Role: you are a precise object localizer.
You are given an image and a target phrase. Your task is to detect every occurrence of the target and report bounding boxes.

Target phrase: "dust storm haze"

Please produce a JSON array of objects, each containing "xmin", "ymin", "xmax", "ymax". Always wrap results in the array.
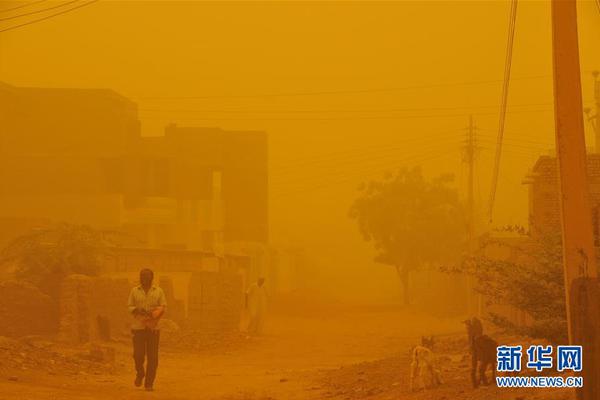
[{"xmin": 0, "ymin": 1, "xmax": 598, "ymax": 399}]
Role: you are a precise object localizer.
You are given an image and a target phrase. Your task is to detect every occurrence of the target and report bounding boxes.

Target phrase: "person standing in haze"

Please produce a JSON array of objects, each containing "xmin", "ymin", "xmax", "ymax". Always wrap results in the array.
[
  {"xmin": 245, "ymin": 277, "xmax": 268, "ymax": 335},
  {"xmin": 127, "ymin": 268, "xmax": 166, "ymax": 391}
]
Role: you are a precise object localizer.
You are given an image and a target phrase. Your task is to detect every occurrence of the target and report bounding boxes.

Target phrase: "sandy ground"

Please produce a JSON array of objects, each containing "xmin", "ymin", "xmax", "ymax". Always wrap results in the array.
[{"xmin": 0, "ymin": 303, "xmax": 575, "ymax": 400}]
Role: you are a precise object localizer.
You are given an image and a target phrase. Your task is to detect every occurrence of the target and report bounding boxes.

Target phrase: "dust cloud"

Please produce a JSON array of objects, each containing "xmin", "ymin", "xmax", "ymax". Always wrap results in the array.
[{"xmin": 0, "ymin": 1, "xmax": 597, "ymax": 399}]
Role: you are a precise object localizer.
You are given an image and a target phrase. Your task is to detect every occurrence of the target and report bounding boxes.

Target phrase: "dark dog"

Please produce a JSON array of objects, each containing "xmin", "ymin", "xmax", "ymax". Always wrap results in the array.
[{"xmin": 464, "ymin": 317, "xmax": 497, "ymax": 388}]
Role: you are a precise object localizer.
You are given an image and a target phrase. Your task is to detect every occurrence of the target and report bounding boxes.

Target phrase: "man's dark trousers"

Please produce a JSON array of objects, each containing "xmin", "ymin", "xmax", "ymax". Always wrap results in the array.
[{"xmin": 132, "ymin": 329, "xmax": 160, "ymax": 388}]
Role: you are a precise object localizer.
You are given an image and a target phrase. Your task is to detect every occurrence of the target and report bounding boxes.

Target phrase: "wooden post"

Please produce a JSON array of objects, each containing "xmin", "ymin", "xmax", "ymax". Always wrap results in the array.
[{"xmin": 551, "ymin": 0, "xmax": 600, "ymax": 398}]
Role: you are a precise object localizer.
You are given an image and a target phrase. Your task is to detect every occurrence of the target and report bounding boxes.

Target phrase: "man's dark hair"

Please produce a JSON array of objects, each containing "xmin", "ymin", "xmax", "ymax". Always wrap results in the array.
[{"xmin": 140, "ymin": 268, "xmax": 154, "ymax": 279}]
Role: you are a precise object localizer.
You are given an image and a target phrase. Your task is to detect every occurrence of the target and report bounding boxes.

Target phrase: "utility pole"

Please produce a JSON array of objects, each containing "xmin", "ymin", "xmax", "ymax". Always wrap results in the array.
[
  {"xmin": 463, "ymin": 115, "xmax": 480, "ymax": 315},
  {"xmin": 465, "ymin": 115, "xmax": 476, "ymax": 250},
  {"xmin": 586, "ymin": 71, "xmax": 600, "ymax": 152},
  {"xmin": 551, "ymin": 1, "xmax": 600, "ymax": 398},
  {"xmin": 594, "ymin": 71, "xmax": 600, "ymax": 153}
]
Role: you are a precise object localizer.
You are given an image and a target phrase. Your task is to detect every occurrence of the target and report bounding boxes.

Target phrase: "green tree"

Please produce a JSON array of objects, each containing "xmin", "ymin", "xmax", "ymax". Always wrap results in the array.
[
  {"xmin": 466, "ymin": 231, "xmax": 567, "ymax": 344},
  {"xmin": 349, "ymin": 167, "xmax": 466, "ymax": 305},
  {"xmin": 0, "ymin": 223, "xmax": 118, "ymax": 300}
]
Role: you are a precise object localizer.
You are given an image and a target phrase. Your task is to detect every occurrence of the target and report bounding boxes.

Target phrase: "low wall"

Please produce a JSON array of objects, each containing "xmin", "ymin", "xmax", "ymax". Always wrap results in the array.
[
  {"xmin": 58, "ymin": 270, "xmax": 243, "ymax": 344},
  {"xmin": 186, "ymin": 270, "xmax": 243, "ymax": 335},
  {"xmin": 58, "ymin": 274, "xmax": 130, "ymax": 343},
  {"xmin": 159, "ymin": 275, "xmax": 186, "ymax": 326},
  {"xmin": 0, "ymin": 280, "xmax": 56, "ymax": 337}
]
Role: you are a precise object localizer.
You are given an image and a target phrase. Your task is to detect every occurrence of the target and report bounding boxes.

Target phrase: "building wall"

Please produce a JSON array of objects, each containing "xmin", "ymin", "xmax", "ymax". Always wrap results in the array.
[
  {"xmin": 107, "ymin": 247, "xmax": 213, "ymax": 273},
  {"xmin": 163, "ymin": 125, "xmax": 268, "ymax": 244},
  {"xmin": 0, "ymin": 83, "xmax": 140, "ymax": 246},
  {"xmin": 527, "ymin": 154, "xmax": 600, "ymax": 237},
  {"xmin": 56, "ymin": 270, "xmax": 243, "ymax": 343},
  {"xmin": 527, "ymin": 156, "xmax": 561, "ymax": 234},
  {"xmin": 0, "ymin": 280, "xmax": 56, "ymax": 337},
  {"xmin": 0, "ymin": 84, "xmax": 261, "ymax": 341},
  {"xmin": 221, "ymin": 130, "xmax": 268, "ymax": 243},
  {"xmin": 0, "ymin": 85, "xmax": 269, "ymax": 251},
  {"xmin": 186, "ymin": 270, "xmax": 244, "ymax": 335},
  {"xmin": 104, "ymin": 247, "xmax": 248, "ymax": 336},
  {"xmin": 0, "ymin": 82, "xmax": 139, "ymax": 157},
  {"xmin": 58, "ymin": 275, "xmax": 131, "ymax": 343},
  {"xmin": 0, "ymin": 84, "xmax": 236, "ymax": 251}
]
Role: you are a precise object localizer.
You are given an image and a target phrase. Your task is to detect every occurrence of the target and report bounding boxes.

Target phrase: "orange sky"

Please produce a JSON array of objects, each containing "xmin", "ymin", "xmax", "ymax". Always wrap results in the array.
[{"xmin": 1, "ymin": 0, "xmax": 599, "ymax": 300}]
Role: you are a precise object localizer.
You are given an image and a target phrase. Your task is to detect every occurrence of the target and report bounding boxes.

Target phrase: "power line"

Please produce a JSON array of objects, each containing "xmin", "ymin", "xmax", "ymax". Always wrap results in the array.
[
  {"xmin": 475, "ymin": 137, "xmax": 550, "ymax": 151},
  {"xmin": 139, "ymin": 107, "xmax": 551, "ymax": 123},
  {"xmin": 271, "ymin": 151, "xmax": 459, "ymax": 199},
  {"xmin": 476, "ymin": 128, "xmax": 556, "ymax": 145},
  {"xmin": 0, "ymin": 0, "xmax": 47, "ymax": 13},
  {"xmin": 137, "ymin": 75, "xmax": 551, "ymax": 100},
  {"xmin": 477, "ymin": 126, "xmax": 551, "ymax": 137},
  {"xmin": 0, "ymin": 0, "xmax": 98, "ymax": 34},
  {"xmin": 272, "ymin": 139, "xmax": 464, "ymax": 177},
  {"xmin": 271, "ymin": 131, "xmax": 464, "ymax": 169},
  {"xmin": 476, "ymin": 127, "xmax": 558, "ymax": 145},
  {"xmin": 271, "ymin": 143, "xmax": 541, "ymax": 199},
  {"xmin": 478, "ymin": 145, "xmax": 545, "ymax": 158},
  {"xmin": 271, "ymin": 140, "xmax": 464, "ymax": 182},
  {"xmin": 138, "ymin": 102, "xmax": 552, "ymax": 115},
  {"xmin": 488, "ymin": 0, "xmax": 518, "ymax": 222},
  {"xmin": 0, "ymin": 0, "xmax": 79, "ymax": 22},
  {"xmin": 270, "ymin": 150, "xmax": 454, "ymax": 197},
  {"xmin": 271, "ymin": 133, "xmax": 551, "ymax": 174},
  {"xmin": 270, "ymin": 133, "xmax": 543, "ymax": 200}
]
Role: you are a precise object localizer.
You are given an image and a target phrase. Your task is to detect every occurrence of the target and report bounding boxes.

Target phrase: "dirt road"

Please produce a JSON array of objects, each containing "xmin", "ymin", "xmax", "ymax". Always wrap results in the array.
[{"xmin": 0, "ymin": 304, "xmax": 462, "ymax": 400}]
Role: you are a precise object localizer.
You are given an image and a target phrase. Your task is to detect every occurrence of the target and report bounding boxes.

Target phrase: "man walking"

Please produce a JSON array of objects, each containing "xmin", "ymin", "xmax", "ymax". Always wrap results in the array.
[
  {"xmin": 245, "ymin": 277, "xmax": 268, "ymax": 335},
  {"xmin": 127, "ymin": 268, "xmax": 166, "ymax": 391}
]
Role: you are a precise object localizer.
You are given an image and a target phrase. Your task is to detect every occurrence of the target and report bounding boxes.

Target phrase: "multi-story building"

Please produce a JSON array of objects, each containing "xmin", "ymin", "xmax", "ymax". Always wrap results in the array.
[
  {"xmin": 0, "ymin": 82, "xmax": 270, "ymax": 340},
  {"xmin": 0, "ymin": 82, "xmax": 268, "ymax": 251},
  {"xmin": 160, "ymin": 124, "xmax": 268, "ymax": 246},
  {"xmin": 0, "ymin": 82, "xmax": 139, "ymax": 245}
]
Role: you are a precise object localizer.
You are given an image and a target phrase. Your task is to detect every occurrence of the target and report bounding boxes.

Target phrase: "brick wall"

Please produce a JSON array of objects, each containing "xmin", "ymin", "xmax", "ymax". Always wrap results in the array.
[
  {"xmin": 106, "ymin": 247, "xmax": 208, "ymax": 274},
  {"xmin": 57, "ymin": 270, "xmax": 243, "ymax": 344},
  {"xmin": 528, "ymin": 154, "xmax": 600, "ymax": 236},
  {"xmin": 159, "ymin": 275, "xmax": 185, "ymax": 326},
  {"xmin": 104, "ymin": 247, "xmax": 246, "ymax": 337},
  {"xmin": 58, "ymin": 274, "xmax": 130, "ymax": 343},
  {"xmin": 186, "ymin": 270, "xmax": 243, "ymax": 336},
  {"xmin": 0, "ymin": 280, "xmax": 56, "ymax": 337},
  {"xmin": 90, "ymin": 277, "xmax": 131, "ymax": 339},
  {"xmin": 58, "ymin": 274, "xmax": 93, "ymax": 343}
]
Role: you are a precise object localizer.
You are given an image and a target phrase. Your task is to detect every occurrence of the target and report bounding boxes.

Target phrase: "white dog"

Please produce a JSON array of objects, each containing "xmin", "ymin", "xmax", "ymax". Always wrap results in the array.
[{"xmin": 409, "ymin": 338, "xmax": 443, "ymax": 391}]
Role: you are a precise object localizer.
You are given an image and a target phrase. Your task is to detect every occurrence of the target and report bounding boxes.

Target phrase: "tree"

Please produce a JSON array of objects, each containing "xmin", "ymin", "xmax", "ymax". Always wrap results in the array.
[
  {"xmin": 0, "ymin": 223, "xmax": 118, "ymax": 300},
  {"xmin": 461, "ymin": 231, "xmax": 568, "ymax": 344},
  {"xmin": 349, "ymin": 167, "xmax": 466, "ymax": 305}
]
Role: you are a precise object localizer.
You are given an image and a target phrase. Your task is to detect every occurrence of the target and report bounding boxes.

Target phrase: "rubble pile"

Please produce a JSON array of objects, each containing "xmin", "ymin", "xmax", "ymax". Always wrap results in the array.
[
  {"xmin": 0, "ymin": 335, "xmax": 117, "ymax": 380},
  {"xmin": 316, "ymin": 333, "xmax": 575, "ymax": 400},
  {"xmin": 160, "ymin": 327, "xmax": 248, "ymax": 354}
]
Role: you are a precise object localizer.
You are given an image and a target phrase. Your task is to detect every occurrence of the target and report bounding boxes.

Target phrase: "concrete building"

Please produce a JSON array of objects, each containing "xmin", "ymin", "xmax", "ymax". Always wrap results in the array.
[
  {"xmin": 0, "ymin": 82, "xmax": 139, "ymax": 241},
  {"xmin": 157, "ymin": 124, "xmax": 268, "ymax": 247},
  {"xmin": 0, "ymin": 82, "xmax": 268, "ymax": 252},
  {"xmin": 0, "ymin": 82, "xmax": 269, "ymax": 341}
]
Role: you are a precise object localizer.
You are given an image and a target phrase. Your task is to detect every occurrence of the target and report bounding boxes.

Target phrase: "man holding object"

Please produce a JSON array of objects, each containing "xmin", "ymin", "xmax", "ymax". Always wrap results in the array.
[{"xmin": 127, "ymin": 268, "xmax": 167, "ymax": 391}]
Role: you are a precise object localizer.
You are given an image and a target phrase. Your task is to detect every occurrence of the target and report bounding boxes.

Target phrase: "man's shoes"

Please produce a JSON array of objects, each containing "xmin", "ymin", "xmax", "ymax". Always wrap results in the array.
[
  {"xmin": 134, "ymin": 376, "xmax": 144, "ymax": 387},
  {"xmin": 144, "ymin": 386, "xmax": 154, "ymax": 392}
]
